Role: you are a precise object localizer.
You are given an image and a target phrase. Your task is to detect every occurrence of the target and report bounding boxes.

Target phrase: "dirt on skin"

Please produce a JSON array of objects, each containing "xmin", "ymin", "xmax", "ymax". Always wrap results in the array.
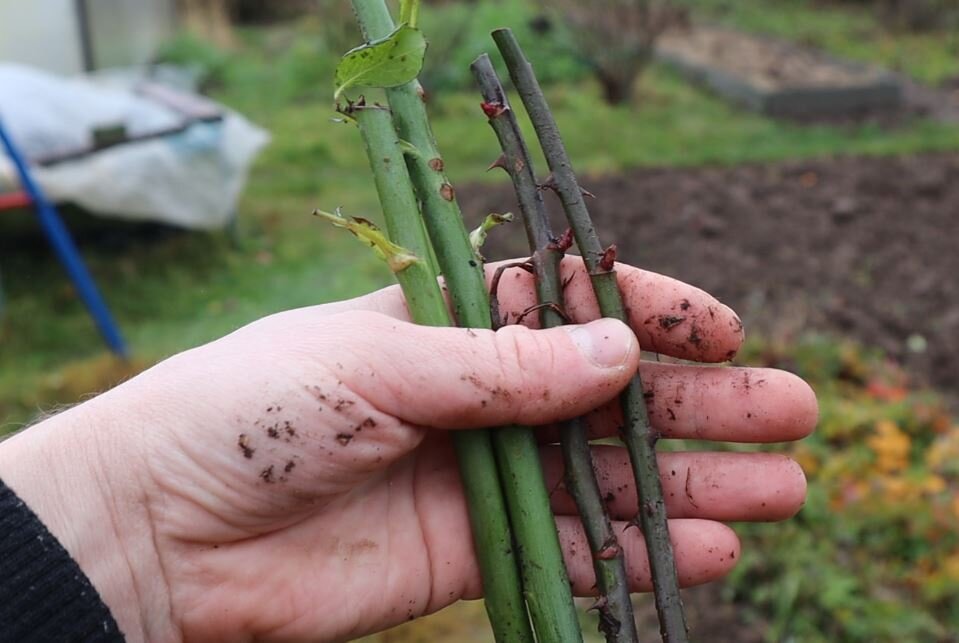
[{"xmin": 459, "ymin": 152, "xmax": 959, "ymax": 407}]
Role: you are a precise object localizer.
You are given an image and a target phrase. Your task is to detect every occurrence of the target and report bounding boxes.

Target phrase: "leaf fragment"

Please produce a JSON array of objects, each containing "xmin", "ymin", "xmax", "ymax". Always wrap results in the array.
[
  {"xmin": 469, "ymin": 212, "xmax": 514, "ymax": 261},
  {"xmin": 313, "ymin": 208, "xmax": 421, "ymax": 273}
]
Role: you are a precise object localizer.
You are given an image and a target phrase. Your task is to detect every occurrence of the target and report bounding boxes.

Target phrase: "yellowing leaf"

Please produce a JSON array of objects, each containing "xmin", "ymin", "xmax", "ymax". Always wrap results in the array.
[
  {"xmin": 313, "ymin": 209, "xmax": 420, "ymax": 273},
  {"xmin": 334, "ymin": 26, "xmax": 427, "ymax": 103}
]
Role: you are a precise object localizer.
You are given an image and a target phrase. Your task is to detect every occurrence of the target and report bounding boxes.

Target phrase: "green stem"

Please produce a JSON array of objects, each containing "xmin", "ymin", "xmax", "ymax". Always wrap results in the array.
[
  {"xmin": 472, "ymin": 53, "xmax": 640, "ymax": 643},
  {"xmin": 350, "ymin": 4, "xmax": 583, "ymax": 641},
  {"xmin": 492, "ymin": 28, "xmax": 689, "ymax": 643},
  {"xmin": 351, "ymin": 101, "xmax": 532, "ymax": 642}
]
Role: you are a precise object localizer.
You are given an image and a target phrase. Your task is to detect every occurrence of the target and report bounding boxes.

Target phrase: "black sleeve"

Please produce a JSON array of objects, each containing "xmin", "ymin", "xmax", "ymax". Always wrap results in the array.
[{"xmin": 0, "ymin": 478, "xmax": 125, "ymax": 642}]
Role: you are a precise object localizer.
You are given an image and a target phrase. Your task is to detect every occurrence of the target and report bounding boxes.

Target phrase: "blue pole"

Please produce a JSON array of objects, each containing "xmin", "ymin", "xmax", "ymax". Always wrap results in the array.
[{"xmin": 0, "ymin": 118, "xmax": 128, "ymax": 357}]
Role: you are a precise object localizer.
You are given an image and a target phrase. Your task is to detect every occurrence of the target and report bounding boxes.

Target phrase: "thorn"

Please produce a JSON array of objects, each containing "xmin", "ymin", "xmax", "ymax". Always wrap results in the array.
[
  {"xmin": 486, "ymin": 153, "xmax": 509, "ymax": 173},
  {"xmin": 480, "ymin": 100, "xmax": 507, "ymax": 119},
  {"xmin": 599, "ymin": 244, "xmax": 617, "ymax": 272},
  {"xmin": 581, "ymin": 186, "xmax": 596, "ymax": 199},
  {"xmin": 537, "ymin": 173, "xmax": 557, "ymax": 192},
  {"xmin": 546, "ymin": 228, "xmax": 574, "ymax": 253},
  {"xmin": 594, "ymin": 544, "xmax": 621, "ymax": 561}
]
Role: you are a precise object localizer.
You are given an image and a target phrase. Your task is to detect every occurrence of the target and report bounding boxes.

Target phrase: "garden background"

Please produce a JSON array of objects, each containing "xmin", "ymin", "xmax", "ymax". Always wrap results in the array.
[{"xmin": 2, "ymin": 1, "xmax": 958, "ymax": 640}]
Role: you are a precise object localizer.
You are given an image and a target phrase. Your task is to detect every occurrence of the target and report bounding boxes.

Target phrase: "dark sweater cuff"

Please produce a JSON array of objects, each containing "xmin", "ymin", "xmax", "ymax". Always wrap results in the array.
[{"xmin": 0, "ymin": 478, "xmax": 124, "ymax": 642}]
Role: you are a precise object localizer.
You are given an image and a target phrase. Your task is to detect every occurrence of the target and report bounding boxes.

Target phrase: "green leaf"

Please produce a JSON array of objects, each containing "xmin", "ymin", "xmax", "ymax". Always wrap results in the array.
[
  {"xmin": 313, "ymin": 209, "xmax": 421, "ymax": 273},
  {"xmin": 334, "ymin": 25, "xmax": 427, "ymax": 103},
  {"xmin": 469, "ymin": 212, "xmax": 513, "ymax": 261}
]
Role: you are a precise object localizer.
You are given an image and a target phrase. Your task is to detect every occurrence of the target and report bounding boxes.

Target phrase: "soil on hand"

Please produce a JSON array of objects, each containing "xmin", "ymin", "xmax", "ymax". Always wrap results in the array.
[{"xmin": 460, "ymin": 152, "xmax": 959, "ymax": 405}]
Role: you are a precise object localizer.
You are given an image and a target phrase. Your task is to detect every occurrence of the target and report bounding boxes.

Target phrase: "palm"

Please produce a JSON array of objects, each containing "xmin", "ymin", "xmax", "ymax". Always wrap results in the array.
[
  {"xmin": 83, "ymin": 258, "xmax": 816, "ymax": 642},
  {"xmin": 162, "ymin": 443, "xmax": 469, "ymax": 642}
]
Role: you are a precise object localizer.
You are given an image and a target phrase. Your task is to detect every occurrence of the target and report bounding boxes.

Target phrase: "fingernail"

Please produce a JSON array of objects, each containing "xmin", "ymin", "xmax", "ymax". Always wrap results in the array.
[{"xmin": 567, "ymin": 318, "xmax": 634, "ymax": 369}]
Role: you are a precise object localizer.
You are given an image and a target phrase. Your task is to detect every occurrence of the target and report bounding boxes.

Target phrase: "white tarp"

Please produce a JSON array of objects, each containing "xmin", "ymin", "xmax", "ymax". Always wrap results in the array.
[{"xmin": 0, "ymin": 64, "xmax": 269, "ymax": 229}]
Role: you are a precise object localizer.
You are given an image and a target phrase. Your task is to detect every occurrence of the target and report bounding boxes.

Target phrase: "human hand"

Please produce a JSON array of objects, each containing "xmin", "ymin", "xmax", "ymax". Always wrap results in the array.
[{"xmin": 0, "ymin": 257, "xmax": 816, "ymax": 642}]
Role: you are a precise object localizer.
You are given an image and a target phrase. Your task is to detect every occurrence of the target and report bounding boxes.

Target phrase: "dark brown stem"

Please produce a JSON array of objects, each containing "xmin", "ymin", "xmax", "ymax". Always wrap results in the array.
[
  {"xmin": 472, "ymin": 53, "xmax": 640, "ymax": 643},
  {"xmin": 491, "ymin": 29, "xmax": 689, "ymax": 643}
]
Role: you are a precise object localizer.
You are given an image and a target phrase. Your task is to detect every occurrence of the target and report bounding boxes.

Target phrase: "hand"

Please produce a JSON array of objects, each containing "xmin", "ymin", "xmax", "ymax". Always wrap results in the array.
[{"xmin": 0, "ymin": 257, "xmax": 816, "ymax": 642}]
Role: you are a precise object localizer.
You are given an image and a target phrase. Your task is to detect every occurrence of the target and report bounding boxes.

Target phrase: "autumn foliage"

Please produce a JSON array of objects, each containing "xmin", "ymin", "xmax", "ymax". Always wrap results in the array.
[{"xmin": 727, "ymin": 336, "xmax": 959, "ymax": 640}]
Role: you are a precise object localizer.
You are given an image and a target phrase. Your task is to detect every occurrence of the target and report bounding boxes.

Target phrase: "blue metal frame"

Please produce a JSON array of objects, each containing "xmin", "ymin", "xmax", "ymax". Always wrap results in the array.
[{"xmin": 0, "ymin": 118, "xmax": 128, "ymax": 357}]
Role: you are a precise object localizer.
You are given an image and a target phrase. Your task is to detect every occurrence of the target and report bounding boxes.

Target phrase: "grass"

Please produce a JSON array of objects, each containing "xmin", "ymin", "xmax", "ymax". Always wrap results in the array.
[{"xmin": 2, "ymin": 0, "xmax": 959, "ymax": 429}]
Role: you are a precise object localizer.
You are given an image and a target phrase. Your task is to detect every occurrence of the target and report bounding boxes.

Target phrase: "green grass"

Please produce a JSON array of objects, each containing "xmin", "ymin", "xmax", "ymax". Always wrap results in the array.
[
  {"xmin": 682, "ymin": 0, "xmax": 959, "ymax": 86},
  {"xmin": 3, "ymin": 1, "xmax": 959, "ymax": 427}
]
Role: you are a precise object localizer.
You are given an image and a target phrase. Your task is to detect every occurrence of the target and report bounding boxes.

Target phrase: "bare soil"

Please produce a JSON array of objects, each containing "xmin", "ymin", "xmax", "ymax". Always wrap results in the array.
[
  {"xmin": 459, "ymin": 152, "xmax": 959, "ymax": 404},
  {"xmin": 659, "ymin": 26, "xmax": 888, "ymax": 91}
]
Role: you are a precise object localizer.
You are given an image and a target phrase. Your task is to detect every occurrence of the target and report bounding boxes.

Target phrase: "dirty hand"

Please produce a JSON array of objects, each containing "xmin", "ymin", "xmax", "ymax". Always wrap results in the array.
[{"xmin": 0, "ymin": 257, "xmax": 816, "ymax": 642}]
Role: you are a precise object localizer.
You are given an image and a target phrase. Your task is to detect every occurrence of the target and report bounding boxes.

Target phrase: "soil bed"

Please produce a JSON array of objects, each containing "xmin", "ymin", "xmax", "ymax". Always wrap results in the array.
[
  {"xmin": 460, "ymin": 152, "xmax": 959, "ymax": 404},
  {"xmin": 656, "ymin": 26, "xmax": 901, "ymax": 117}
]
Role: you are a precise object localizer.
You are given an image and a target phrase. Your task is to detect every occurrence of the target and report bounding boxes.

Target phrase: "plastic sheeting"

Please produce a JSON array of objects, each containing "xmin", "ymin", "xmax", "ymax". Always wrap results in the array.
[{"xmin": 0, "ymin": 64, "xmax": 269, "ymax": 229}]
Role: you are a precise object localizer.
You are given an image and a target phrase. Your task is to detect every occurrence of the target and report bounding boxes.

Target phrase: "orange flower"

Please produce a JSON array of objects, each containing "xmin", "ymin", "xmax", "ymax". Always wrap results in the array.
[{"xmin": 867, "ymin": 420, "xmax": 911, "ymax": 473}]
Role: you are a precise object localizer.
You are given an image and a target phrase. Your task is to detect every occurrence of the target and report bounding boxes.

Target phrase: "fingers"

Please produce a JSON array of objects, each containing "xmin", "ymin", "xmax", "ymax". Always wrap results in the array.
[
  {"xmin": 543, "ymin": 447, "xmax": 807, "ymax": 522},
  {"xmin": 538, "ymin": 363, "xmax": 818, "ymax": 444},
  {"xmin": 282, "ymin": 310, "xmax": 640, "ymax": 430},
  {"xmin": 347, "ymin": 257, "xmax": 744, "ymax": 362},
  {"xmin": 485, "ymin": 256, "xmax": 744, "ymax": 362},
  {"xmin": 558, "ymin": 517, "xmax": 740, "ymax": 594}
]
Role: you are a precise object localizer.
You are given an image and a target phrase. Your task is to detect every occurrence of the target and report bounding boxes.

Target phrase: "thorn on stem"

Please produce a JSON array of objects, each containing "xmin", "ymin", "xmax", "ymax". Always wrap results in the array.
[
  {"xmin": 487, "ymin": 153, "xmax": 510, "ymax": 173},
  {"xmin": 594, "ymin": 537, "xmax": 621, "ymax": 561},
  {"xmin": 599, "ymin": 244, "xmax": 617, "ymax": 272},
  {"xmin": 480, "ymin": 100, "xmax": 507, "ymax": 119},
  {"xmin": 546, "ymin": 228, "xmax": 574, "ymax": 253},
  {"xmin": 537, "ymin": 173, "xmax": 557, "ymax": 192}
]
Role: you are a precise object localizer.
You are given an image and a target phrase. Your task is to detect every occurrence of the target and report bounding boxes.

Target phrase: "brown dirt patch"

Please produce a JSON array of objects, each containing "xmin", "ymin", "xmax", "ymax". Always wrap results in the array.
[{"xmin": 459, "ymin": 152, "xmax": 959, "ymax": 404}]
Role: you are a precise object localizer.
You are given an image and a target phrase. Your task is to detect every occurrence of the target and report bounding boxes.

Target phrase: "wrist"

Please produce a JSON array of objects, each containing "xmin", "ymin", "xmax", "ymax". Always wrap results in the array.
[{"xmin": 0, "ymin": 400, "xmax": 175, "ymax": 640}]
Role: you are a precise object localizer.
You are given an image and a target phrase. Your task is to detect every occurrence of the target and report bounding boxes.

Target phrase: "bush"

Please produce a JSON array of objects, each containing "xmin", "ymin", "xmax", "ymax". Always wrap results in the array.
[
  {"xmin": 724, "ymin": 335, "xmax": 959, "ymax": 640},
  {"xmin": 538, "ymin": 0, "xmax": 687, "ymax": 104}
]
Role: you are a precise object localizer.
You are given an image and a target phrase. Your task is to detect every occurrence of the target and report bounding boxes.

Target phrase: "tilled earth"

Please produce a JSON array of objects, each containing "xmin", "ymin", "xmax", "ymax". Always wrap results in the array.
[{"xmin": 459, "ymin": 152, "xmax": 959, "ymax": 404}]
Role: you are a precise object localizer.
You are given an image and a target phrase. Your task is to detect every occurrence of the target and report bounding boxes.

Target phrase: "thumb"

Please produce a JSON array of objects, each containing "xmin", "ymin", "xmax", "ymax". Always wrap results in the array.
[{"xmin": 321, "ymin": 311, "xmax": 640, "ymax": 430}]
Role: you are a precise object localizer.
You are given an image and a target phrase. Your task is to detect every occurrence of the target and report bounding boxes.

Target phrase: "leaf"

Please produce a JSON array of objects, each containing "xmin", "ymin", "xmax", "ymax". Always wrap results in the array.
[
  {"xmin": 313, "ymin": 209, "xmax": 421, "ymax": 273},
  {"xmin": 334, "ymin": 25, "xmax": 427, "ymax": 103},
  {"xmin": 469, "ymin": 212, "xmax": 513, "ymax": 261}
]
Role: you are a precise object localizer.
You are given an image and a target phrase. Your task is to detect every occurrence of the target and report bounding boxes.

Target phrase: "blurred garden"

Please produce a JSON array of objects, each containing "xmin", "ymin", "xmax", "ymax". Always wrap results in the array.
[{"xmin": 2, "ymin": 0, "xmax": 959, "ymax": 640}]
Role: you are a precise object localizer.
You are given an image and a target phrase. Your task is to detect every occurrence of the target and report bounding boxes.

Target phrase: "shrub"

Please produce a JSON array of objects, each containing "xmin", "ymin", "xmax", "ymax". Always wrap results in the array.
[
  {"xmin": 539, "ymin": 0, "xmax": 687, "ymax": 104},
  {"xmin": 724, "ymin": 335, "xmax": 959, "ymax": 641}
]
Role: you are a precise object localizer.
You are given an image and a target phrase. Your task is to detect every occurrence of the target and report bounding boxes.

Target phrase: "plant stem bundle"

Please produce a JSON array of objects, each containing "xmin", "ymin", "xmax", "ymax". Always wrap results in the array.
[
  {"xmin": 343, "ymin": 2, "xmax": 582, "ymax": 641},
  {"xmin": 347, "ymin": 74, "xmax": 533, "ymax": 643},
  {"xmin": 471, "ymin": 53, "xmax": 640, "ymax": 643},
  {"xmin": 490, "ymin": 29, "xmax": 690, "ymax": 643}
]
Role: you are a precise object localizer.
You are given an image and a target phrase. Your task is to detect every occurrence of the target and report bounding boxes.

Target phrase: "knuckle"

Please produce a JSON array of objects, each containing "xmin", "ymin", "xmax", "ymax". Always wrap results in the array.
[{"xmin": 492, "ymin": 325, "xmax": 554, "ymax": 413}]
